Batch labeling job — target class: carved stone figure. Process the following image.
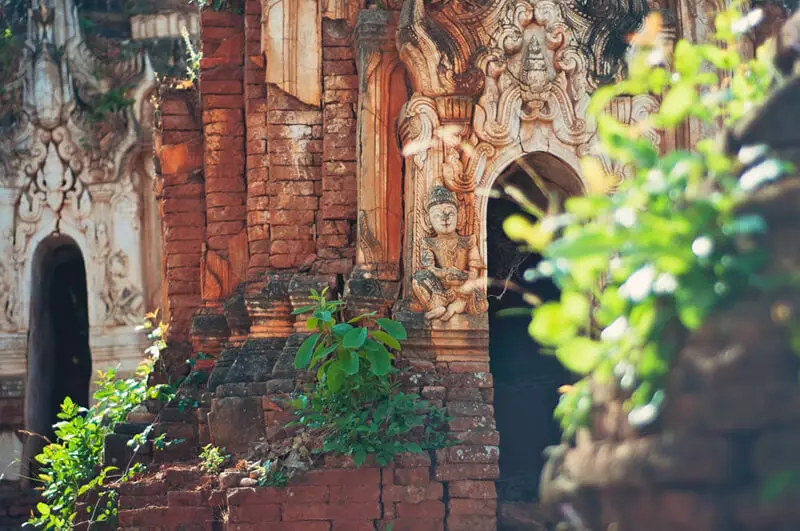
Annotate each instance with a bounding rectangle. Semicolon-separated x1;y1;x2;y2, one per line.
412;186;488;321
102;250;144;327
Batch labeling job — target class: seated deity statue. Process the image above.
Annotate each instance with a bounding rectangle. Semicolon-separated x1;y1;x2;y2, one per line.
412;185;488;321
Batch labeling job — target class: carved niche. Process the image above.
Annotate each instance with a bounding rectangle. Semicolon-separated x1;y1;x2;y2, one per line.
0;0;155;331
354;9;408;281
396;0;658;324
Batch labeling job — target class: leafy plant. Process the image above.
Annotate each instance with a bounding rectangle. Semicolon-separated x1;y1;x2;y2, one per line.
26;313;176;530
199;444;230;475
187;0;244;14
86;87;135;123
292;288;450;466
255;459;288;487
181;25;202;83
504;4;793;438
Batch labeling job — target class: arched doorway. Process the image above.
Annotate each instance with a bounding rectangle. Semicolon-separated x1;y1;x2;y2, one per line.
23;235;91;476
486;153;582;528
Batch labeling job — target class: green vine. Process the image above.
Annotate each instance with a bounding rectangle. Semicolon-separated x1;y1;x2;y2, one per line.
181;25;202;84
504;4;794;438
292;289;450;467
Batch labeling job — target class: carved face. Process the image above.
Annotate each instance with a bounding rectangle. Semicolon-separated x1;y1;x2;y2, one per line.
429;203;458;235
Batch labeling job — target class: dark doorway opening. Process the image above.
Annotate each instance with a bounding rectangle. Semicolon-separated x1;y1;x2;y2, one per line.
23;236;91;477
487;154;580;527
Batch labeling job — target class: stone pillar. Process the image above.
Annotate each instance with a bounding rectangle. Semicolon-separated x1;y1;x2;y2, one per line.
154;86;205;372
341;9;406;319
193;9;249;359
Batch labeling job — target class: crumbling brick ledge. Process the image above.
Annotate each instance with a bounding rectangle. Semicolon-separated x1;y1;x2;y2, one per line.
114;452;453;531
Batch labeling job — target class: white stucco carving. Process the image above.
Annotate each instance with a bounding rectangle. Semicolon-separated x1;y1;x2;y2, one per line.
0;0;161;457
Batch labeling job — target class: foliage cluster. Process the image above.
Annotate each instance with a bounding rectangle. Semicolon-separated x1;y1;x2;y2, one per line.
188;0;244;14
86;87;135;123
292;289;450;467
26;313;175;530
505;4;793;438
199;444;230;475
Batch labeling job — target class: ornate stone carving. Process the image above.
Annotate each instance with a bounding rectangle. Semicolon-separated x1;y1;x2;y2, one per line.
0;0;156;333
395;0;663;327
411;186;488;321
102;250;145;326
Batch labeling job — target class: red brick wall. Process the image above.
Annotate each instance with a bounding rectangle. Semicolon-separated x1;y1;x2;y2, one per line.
244;0;270;279
155;87;204;347
116;460;447;531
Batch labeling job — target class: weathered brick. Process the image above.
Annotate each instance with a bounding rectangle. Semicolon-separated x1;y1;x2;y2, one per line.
434;464;500;481
448;480;497;499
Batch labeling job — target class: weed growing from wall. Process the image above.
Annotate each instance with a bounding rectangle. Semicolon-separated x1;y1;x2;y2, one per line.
292;288;450;467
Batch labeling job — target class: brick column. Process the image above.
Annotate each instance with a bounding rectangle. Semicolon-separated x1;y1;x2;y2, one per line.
154;85;204;373
318;20;359;277
244;0;270;281
193;9;249;358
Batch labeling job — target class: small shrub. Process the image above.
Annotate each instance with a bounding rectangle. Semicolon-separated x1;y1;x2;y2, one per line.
292;288;450;467
85;87;135;123
255;459;288;487
199;444;230;475
26;312;176;530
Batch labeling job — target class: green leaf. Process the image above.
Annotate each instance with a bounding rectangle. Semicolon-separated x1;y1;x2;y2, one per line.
674;40;702;77
343;327;368;349
37;503;50;516
326;362;345;392
332;323;354;337
294;333;321;369
372;330;401;351
659;82;697;126
313;309;333;323
348;311;377;323
529;303;576;346
340;350;360;375
291;305;316;315
365;342;392;376
376;318;407;340
555;337;603;375
353;447;367;467
561;292;590;323
311;342;338;365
